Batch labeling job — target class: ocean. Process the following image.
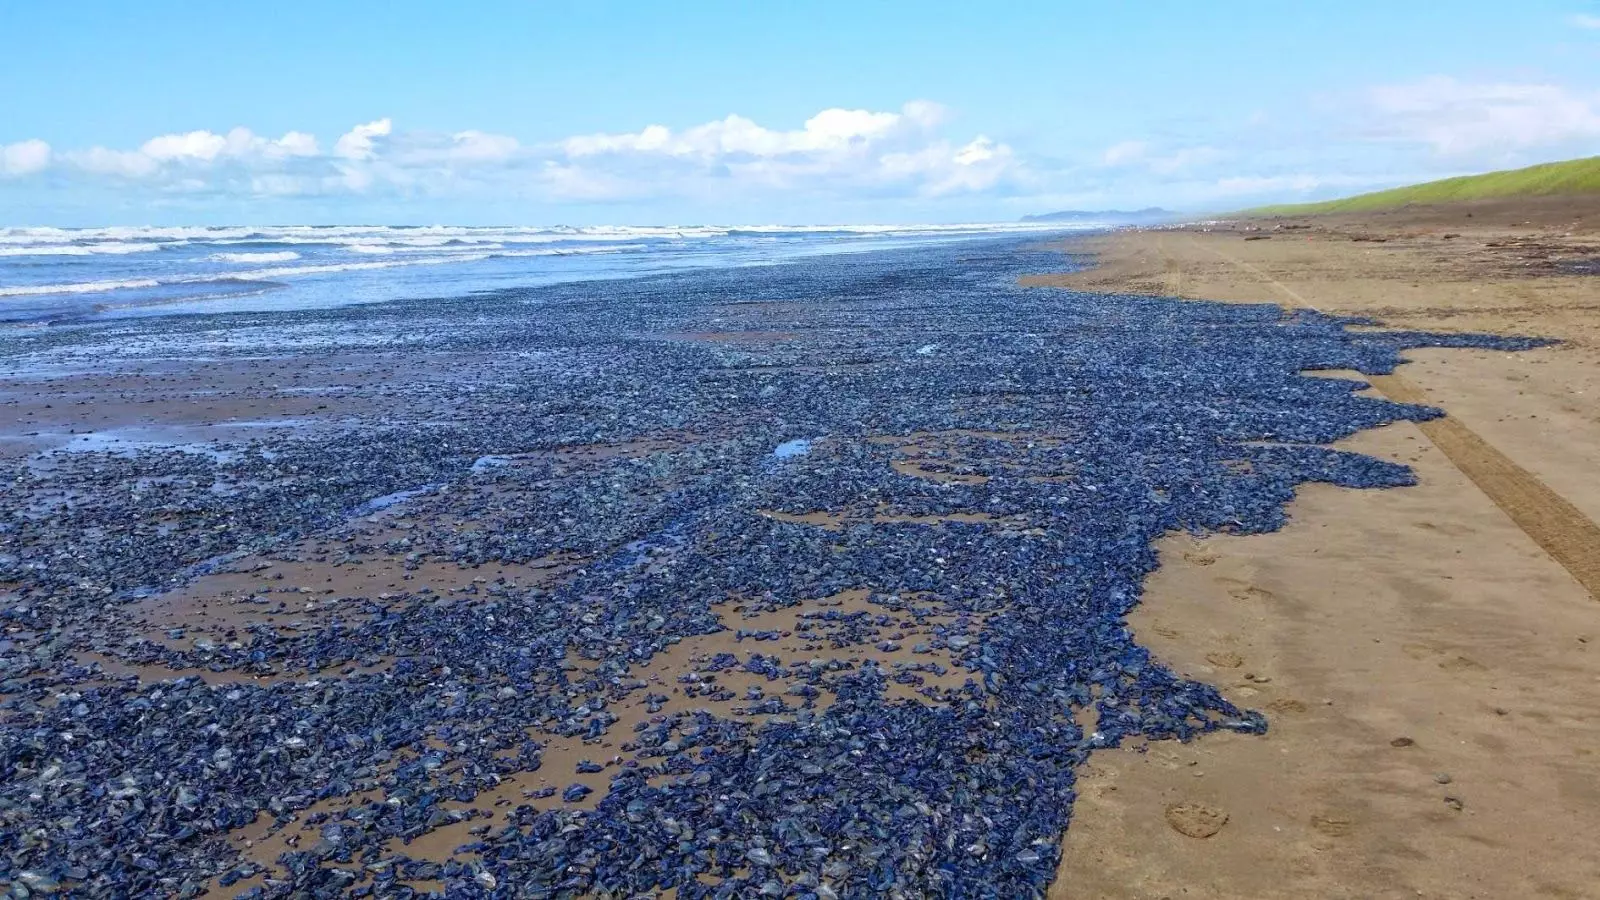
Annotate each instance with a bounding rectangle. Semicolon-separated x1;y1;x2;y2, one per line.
0;223;1086;326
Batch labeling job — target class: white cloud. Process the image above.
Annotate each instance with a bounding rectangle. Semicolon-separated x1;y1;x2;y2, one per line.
274;131;320;158
234;128;321;159
69;146;162;178
1369;76;1600;154
564;124;673;157
899;100;948;129
141;130;229;162
880;136;1019;195
334;118;392;160
537;161;637;201
67;127;321;180
337;166;375;192
139;127;321;163
386;129;522;166
447;130;520;162
1;139;51;177
563;101;945;159
6;102;1021;204
546;101;1016;200
1571;13;1600;28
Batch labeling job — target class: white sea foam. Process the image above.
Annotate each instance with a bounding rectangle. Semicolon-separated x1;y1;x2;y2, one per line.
90;283;285;311
0;222;1093;308
0;255;481;298
210;251;301;263
346;242;503;255
0;278;161;297
226;255;489;281
0;225;232;244
490;243;646;259
209;249;302;264
0;242;163;256
0;221;1075;251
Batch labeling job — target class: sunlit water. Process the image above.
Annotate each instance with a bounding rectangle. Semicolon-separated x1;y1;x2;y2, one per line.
0;223;1090;326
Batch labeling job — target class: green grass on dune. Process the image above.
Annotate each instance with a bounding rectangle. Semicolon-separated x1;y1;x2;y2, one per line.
1245;156;1600;216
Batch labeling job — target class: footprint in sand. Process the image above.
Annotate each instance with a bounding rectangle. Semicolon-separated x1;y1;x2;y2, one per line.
1205;650;1245;668
1267;697;1308;714
1403;641;1487;672
1311;814;1355;837
1401;641;1437;660
1227;584;1276;603
1165;802;1229;838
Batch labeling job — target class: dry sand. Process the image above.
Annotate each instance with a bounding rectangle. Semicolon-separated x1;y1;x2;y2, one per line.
1033;198;1600;899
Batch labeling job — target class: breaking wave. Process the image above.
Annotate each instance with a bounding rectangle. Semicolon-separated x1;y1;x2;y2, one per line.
0;278;162;297
0;242;164;257
210;251;302;264
0;255;480;298
0;221;1096;317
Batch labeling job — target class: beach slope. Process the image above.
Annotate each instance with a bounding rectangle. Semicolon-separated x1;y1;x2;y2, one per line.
1033;198;1600;899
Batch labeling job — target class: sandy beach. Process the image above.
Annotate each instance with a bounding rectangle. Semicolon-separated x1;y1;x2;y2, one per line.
0;220;1593;896
1035;198;1600;899
6;3;1595;895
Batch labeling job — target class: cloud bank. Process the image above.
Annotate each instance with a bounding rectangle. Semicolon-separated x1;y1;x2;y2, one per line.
2;78;1596;216
1;140;51;177
0;103;1024;206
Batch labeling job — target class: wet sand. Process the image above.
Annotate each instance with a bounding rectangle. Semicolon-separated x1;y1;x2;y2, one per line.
0;339;1025;893
4;223;1592;894
1035;198;1600;898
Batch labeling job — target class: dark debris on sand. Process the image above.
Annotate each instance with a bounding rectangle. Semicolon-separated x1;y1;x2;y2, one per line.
0;239;1547;898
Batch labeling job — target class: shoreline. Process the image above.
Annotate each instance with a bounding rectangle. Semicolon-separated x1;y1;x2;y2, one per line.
1;228;1593;895
0;224;1094;329
1042;211;1600;898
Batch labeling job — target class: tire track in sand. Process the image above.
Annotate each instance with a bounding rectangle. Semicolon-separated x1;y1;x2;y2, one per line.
1185;234;1600;601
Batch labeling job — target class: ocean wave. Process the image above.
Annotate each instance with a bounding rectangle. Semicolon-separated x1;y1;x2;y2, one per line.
0;222;1073;255
0;278;162;297
216;234;481;248
345;242;504;255
0;255;484;298
0;225;228;244
227;255;491;281
210;251;301;263
0;242;164;257
488;243;648;259
0;223;1090;304
91;281;289;312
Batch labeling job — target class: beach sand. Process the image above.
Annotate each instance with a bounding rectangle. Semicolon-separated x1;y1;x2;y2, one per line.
1034;197;1600;899
5;206;1596;895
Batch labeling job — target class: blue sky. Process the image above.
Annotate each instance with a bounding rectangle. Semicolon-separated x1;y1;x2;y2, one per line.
2;0;1598;225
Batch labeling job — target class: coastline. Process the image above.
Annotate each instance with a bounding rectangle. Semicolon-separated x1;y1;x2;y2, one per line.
1;229;1593;895
1040;208;1600;899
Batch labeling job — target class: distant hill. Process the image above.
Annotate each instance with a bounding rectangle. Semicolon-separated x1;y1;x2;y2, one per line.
1021;208;1174;224
1247;156;1600;216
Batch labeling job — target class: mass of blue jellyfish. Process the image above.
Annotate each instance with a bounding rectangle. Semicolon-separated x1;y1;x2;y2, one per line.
0;238;1546;897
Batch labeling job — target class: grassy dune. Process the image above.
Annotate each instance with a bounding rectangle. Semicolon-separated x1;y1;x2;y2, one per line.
1247;156;1600;215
